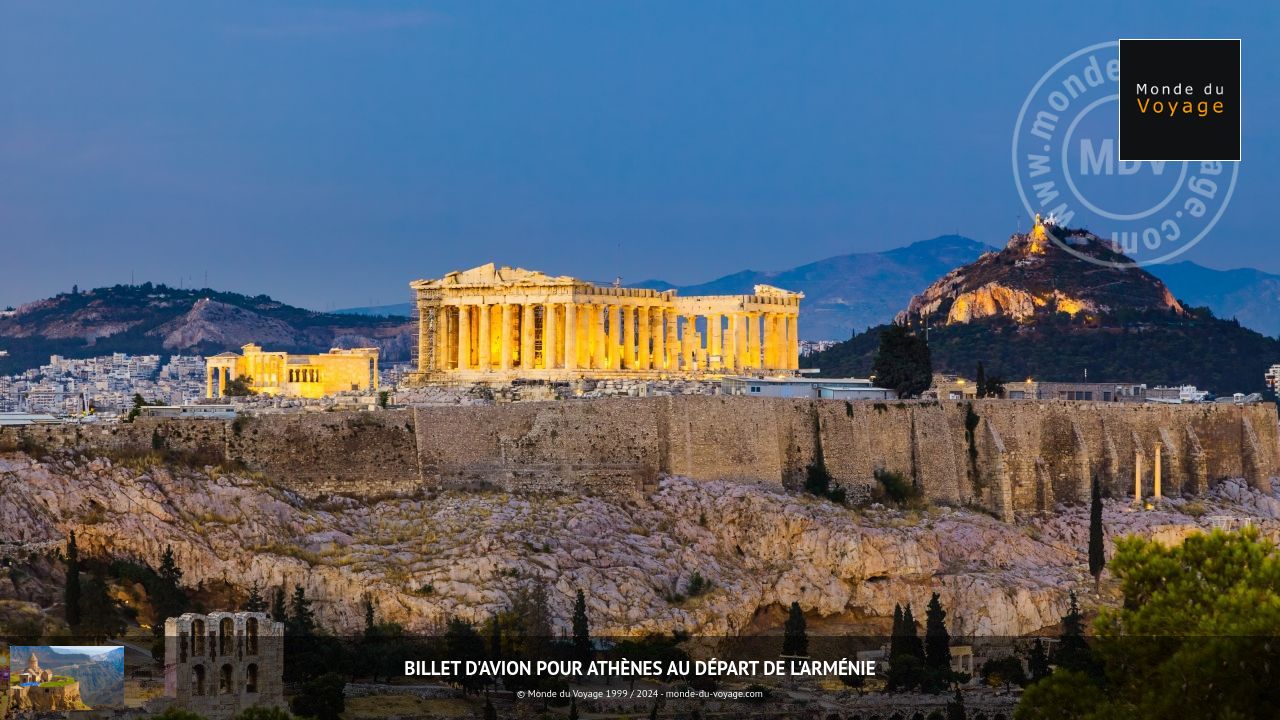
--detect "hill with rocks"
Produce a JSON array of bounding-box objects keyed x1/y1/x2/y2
[
  {"x1": 806, "y1": 222, "x2": 1280, "y2": 394},
  {"x1": 0, "y1": 283, "x2": 414, "y2": 374}
]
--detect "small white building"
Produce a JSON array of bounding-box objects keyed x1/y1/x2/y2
[
  {"x1": 1266, "y1": 364, "x2": 1280, "y2": 391},
  {"x1": 721, "y1": 376, "x2": 896, "y2": 400}
]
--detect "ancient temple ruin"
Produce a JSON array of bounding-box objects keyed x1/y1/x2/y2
[
  {"x1": 162, "y1": 611, "x2": 284, "y2": 719},
  {"x1": 407, "y1": 263, "x2": 803, "y2": 383}
]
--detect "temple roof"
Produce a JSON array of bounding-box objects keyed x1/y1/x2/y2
[{"x1": 412, "y1": 262, "x2": 581, "y2": 289}]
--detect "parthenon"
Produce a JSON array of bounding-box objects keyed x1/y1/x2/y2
[{"x1": 407, "y1": 263, "x2": 802, "y2": 383}]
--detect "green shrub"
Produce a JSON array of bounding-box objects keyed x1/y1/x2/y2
[{"x1": 874, "y1": 468, "x2": 919, "y2": 505}]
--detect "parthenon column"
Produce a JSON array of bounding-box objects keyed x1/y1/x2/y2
[
  {"x1": 724, "y1": 314, "x2": 739, "y2": 372},
  {"x1": 417, "y1": 301, "x2": 431, "y2": 372},
  {"x1": 786, "y1": 313, "x2": 799, "y2": 369},
  {"x1": 477, "y1": 303, "x2": 492, "y2": 370},
  {"x1": 543, "y1": 303, "x2": 558, "y2": 369},
  {"x1": 675, "y1": 315, "x2": 690, "y2": 371},
  {"x1": 637, "y1": 306, "x2": 650, "y2": 369},
  {"x1": 520, "y1": 304, "x2": 536, "y2": 368},
  {"x1": 651, "y1": 308, "x2": 665, "y2": 370},
  {"x1": 590, "y1": 304, "x2": 606, "y2": 369},
  {"x1": 499, "y1": 304, "x2": 514, "y2": 370},
  {"x1": 457, "y1": 305, "x2": 471, "y2": 370},
  {"x1": 436, "y1": 307, "x2": 452, "y2": 371},
  {"x1": 622, "y1": 306, "x2": 635, "y2": 369},
  {"x1": 746, "y1": 312, "x2": 761, "y2": 369},
  {"x1": 607, "y1": 304, "x2": 622, "y2": 370},
  {"x1": 762, "y1": 313, "x2": 777, "y2": 369},
  {"x1": 708, "y1": 313, "x2": 722, "y2": 370},
  {"x1": 578, "y1": 304, "x2": 592, "y2": 368},
  {"x1": 564, "y1": 303, "x2": 579, "y2": 370}
]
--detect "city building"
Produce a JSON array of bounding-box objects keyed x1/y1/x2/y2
[
  {"x1": 721, "y1": 375, "x2": 895, "y2": 400},
  {"x1": 205, "y1": 344, "x2": 379, "y2": 399},
  {"x1": 1267, "y1": 364, "x2": 1280, "y2": 391},
  {"x1": 932, "y1": 375, "x2": 1149, "y2": 402},
  {"x1": 140, "y1": 405, "x2": 237, "y2": 420},
  {"x1": 407, "y1": 263, "x2": 803, "y2": 383},
  {"x1": 1146, "y1": 385, "x2": 1210, "y2": 403}
]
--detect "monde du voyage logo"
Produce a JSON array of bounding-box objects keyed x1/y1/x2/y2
[{"x1": 1012, "y1": 40, "x2": 1241, "y2": 268}]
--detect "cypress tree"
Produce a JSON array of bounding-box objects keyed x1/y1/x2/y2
[
  {"x1": 923, "y1": 593, "x2": 952, "y2": 692},
  {"x1": 1055, "y1": 591, "x2": 1095, "y2": 677},
  {"x1": 902, "y1": 603, "x2": 924, "y2": 660},
  {"x1": 65, "y1": 530, "x2": 81, "y2": 629},
  {"x1": 889, "y1": 603, "x2": 904, "y2": 660},
  {"x1": 289, "y1": 585, "x2": 316, "y2": 636},
  {"x1": 243, "y1": 581, "x2": 267, "y2": 613},
  {"x1": 888, "y1": 602, "x2": 926, "y2": 692},
  {"x1": 571, "y1": 589, "x2": 592, "y2": 668},
  {"x1": 271, "y1": 586, "x2": 287, "y2": 621},
  {"x1": 1088, "y1": 477, "x2": 1105, "y2": 591},
  {"x1": 1027, "y1": 639, "x2": 1051, "y2": 683},
  {"x1": 782, "y1": 601, "x2": 808, "y2": 657},
  {"x1": 489, "y1": 614, "x2": 503, "y2": 662},
  {"x1": 975, "y1": 362, "x2": 987, "y2": 398},
  {"x1": 363, "y1": 595, "x2": 376, "y2": 635}
]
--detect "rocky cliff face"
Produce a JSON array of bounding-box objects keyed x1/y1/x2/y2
[
  {"x1": 3, "y1": 451, "x2": 1277, "y2": 640},
  {"x1": 898, "y1": 222, "x2": 1183, "y2": 326}
]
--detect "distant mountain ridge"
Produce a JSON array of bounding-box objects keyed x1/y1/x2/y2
[{"x1": 0, "y1": 284, "x2": 414, "y2": 375}]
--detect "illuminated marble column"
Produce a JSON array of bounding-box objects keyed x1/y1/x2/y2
[
  {"x1": 499, "y1": 303, "x2": 514, "y2": 370},
  {"x1": 746, "y1": 312, "x2": 760, "y2": 369},
  {"x1": 585, "y1": 304, "x2": 601, "y2": 369},
  {"x1": 564, "y1": 303, "x2": 579, "y2": 370},
  {"x1": 219, "y1": 367, "x2": 228, "y2": 396},
  {"x1": 763, "y1": 313, "x2": 777, "y2": 369},
  {"x1": 417, "y1": 301, "x2": 431, "y2": 372},
  {"x1": 708, "y1": 314, "x2": 722, "y2": 370},
  {"x1": 1134, "y1": 451, "x2": 1143, "y2": 505},
  {"x1": 607, "y1": 304, "x2": 622, "y2": 370},
  {"x1": 477, "y1": 303, "x2": 492, "y2": 370},
  {"x1": 670, "y1": 307, "x2": 680, "y2": 368},
  {"x1": 519, "y1": 304, "x2": 534, "y2": 368},
  {"x1": 206, "y1": 367, "x2": 214, "y2": 398},
  {"x1": 724, "y1": 314, "x2": 739, "y2": 372},
  {"x1": 622, "y1": 305, "x2": 636, "y2": 369},
  {"x1": 652, "y1": 307, "x2": 665, "y2": 370},
  {"x1": 1154, "y1": 442, "x2": 1162, "y2": 500},
  {"x1": 435, "y1": 307, "x2": 450, "y2": 371},
  {"x1": 543, "y1": 304, "x2": 558, "y2": 369},
  {"x1": 786, "y1": 313, "x2": 799, "y2": 369},
  {"x1": 734, "y1": 313, "x2": 748, "y2": 370},
  {"x1": 457, "y1": 304, "x2": 472, "y2": 370},
  {"x1": 637, "y1": 306, "x2": 650, "y2": 370},
  {"x1": 578, "y1": 303, "x2": 592, "y2": 368}
]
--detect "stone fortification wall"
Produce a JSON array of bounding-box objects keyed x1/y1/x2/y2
[{"x1": 3, "y1": 398, "x2": 1276, "y2": 519}]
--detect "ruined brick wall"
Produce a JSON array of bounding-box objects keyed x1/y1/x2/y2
[{"x1": 3, "y1": 398, "x2": 1276, "y2": 518}]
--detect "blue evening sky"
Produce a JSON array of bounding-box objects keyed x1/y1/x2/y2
[{"x1": 2, "y1": 1, "x2": 1276, "y2": 310}]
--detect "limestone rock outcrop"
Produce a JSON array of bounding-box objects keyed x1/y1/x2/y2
[{"x1": 2, "y1": 451, "x2": 1277, "y2": 640}]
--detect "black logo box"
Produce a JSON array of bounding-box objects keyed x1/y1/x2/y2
[{"x1": 1119, "y1": 39, "x2": 1240, "y2": 161}]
